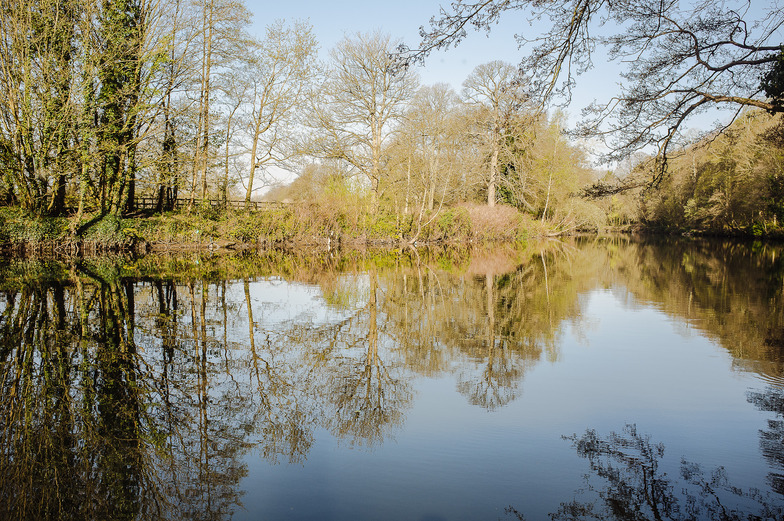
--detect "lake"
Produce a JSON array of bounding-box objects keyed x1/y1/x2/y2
[{"x1": 1, "y1": 236, "x2": 783, "y2": 520}]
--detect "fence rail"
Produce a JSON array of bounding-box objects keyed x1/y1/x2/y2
[
  {"x1": 0, "y1": 197, "x2": 290, "y2": 215},
  {"x1": 134, "y1": 197, "x2": 289, "y2": 211}
]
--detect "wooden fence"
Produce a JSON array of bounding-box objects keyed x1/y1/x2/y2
[
  {"x1": 134, "y1": 197, "x2": 289, "y2": 211},
  {"x1": 0, "y1": 197, "x2": 290, "y2": 216}
]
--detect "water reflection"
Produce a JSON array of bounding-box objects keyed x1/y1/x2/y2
[
  {"x1": 748, "y1": 387, "x2": 784, "y2": 495},
  {"x1": 600, "y1": 237, "x2": 784, "y2": 381},
  {"x1": 0, "y1": 237, "x2": 783, "y2": 519},
  {"x1": 506, "y1": 424, "x2": 784, "y2": 521},
  {"x1": 0, "y1": 271, "x2": 174, "y2": 520}
]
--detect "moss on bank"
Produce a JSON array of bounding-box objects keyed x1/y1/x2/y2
[{"x1": 0, "y1": 207, "x2": 144, "y2": 255}]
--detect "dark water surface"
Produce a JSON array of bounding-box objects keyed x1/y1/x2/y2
[{"x1": 2, "y1": 236, "x2": 784, "y2": 520}]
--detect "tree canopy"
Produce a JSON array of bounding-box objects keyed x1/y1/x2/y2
[{"x1": 411, "y1": 0, "x2": 784, "y2": 184}]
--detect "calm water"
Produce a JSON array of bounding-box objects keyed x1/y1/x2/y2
[{"x1": 1, "y1": 236, "x2": 783, "y2": 520}]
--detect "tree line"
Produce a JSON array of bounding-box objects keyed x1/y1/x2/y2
[
  {"x1": 1, "y1": 0, "x2": 782, "y2": 237},
  {"x1": 0, "y1": 0, "x2": 599, "y2": 232},
  {"x1": 0, "y1": 0, "x2": 315, "y2": 218}
]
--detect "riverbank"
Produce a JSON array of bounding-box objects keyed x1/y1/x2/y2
[
  {"x1": 0, "y1": 204, "x2": 549, "y2": 256},
  {"x1": 2, "y1": 204, "x2": 778, "y2": 258}
]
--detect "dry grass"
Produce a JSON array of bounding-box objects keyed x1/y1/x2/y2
[{"x1": 460, "y1": 203, "x2": 534, "y2": 241}]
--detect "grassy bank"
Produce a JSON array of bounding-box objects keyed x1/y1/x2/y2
[
  {"x1": 0, "y1": 203, "x2": 548, "y2": 255},
  {"x1": 0, "y1": 207, "x2": 142, "y2": 255}
]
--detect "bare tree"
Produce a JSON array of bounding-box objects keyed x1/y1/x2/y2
[
  {"x1": 412, "y1": 0, "x2": 784, "y2": 187},
  {"x1": 462, "y1": 61, "x2": 530, "y2": 206},
  {"x1": 152, "y1": 0, "x2": 198, "y2": 212},
  {"x1": 189, "y1": 0, "x2": 250, "y2": 205},
  {"x1": 393, "y1": 83, "x2": 464, "y2": 215},
  {"x1": 308, "y1": 31, "x2": 418, "y2": 211},
  {"x1": 239, "y1": 20, "x2": 317, "y2": 204},
  {"x1": 215, "y1": 69, "x2": 246, "y2": 204}
]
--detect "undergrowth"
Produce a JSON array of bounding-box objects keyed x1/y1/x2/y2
[{"x1": 1, "y1": 201, "x2": 541, "y2": 249}]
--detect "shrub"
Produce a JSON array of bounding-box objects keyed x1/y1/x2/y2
[
  {"x1": 81, "y1": 214, "x2": 122, "y2": 242},
  {"x1": 462, "y1": 204, "x2": 527, "y2": 241},
  {"x1": 435, "y1": 207, "x2": 471, "y2": 240},
  {"x1": 367, "y1": 212, "x2": 400, "y2": 239},
  {"x1": 0, "y1": 208, "x2": 69, "y2": 243}
]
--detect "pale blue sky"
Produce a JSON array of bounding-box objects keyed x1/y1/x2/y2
[
  {"x1": 242, "y1": 0, "x2": 781, "y2": 166},
  {"x1": 244, "y1": 0, "x2": 622, "y2": 163},
  {"x1": 244, "y1": 1, "x2": 559, "y2": 98}
]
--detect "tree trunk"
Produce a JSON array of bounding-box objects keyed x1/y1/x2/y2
[
  {"x1": 245, "y1": 118, "x2": 261, "y2": 204},
  {"x1": 488, "y1": 144, "x2": 498, "y2": 207},
  {"x1": 200, "y1": 0, "x2": 215, "y2": 201}
]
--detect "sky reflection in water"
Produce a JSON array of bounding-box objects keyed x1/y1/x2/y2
[{"x1": 0, "y1": 237, "x2": 782, "y2": 520}]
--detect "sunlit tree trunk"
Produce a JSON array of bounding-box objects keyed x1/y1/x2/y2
[
  {"x1": 541, "y1": 135, "x2": 557, "y2": 223},
  {"x1": 488, "y1": 143, "x2": 499, "y2": 207},
  {"x1": 200, "y1": 0, "x2": 214, "y2": 201},
  {"x1": 222, "y1": 99, "x2": 241, "y2": 205}
]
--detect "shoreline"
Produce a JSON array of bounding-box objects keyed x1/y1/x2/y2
[
  {"x1": 2, "y1": 227, "x2": 781, "y2": 260},
  {"x1": 2, "y1": 204, "x2": 781, "y2": 260}
]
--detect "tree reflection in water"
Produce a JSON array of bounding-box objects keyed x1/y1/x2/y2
[
  {"x1": 0, "y1": 271, "x2": 166, "y2": 520},
  {"x1": 265, "y1": 267, "x2": 413, "y2": 449},
  {"x1": 324, "y1": 271, "x2": 407, "y2": 446},
  {"x1": 0, "y1": 256, "x2": 422, "y2": 519},
  {"x1": 747, "y1": 387, "x2": 784, "y2": 496},
  {"x1": 505, "y1": 424, "x2": 784, "y2": 521},
  {"x1": 2, "y1": 237, "x2": 784, "y2": 520},
  {"x1": 0, "y1": 265, "x2": 250, "y2": 521}
]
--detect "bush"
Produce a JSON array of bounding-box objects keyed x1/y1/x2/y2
[
  {"x1": 462, "y1": 204, "x2": 527, "y2": 241},
  {"x1": 367, "y1": 212, "x2": 400, "y2": 239},
  {"x1": 0, "y1": 208, "x2": 68, "y2": 243},
  {"x1": 81, "y1": 214, "x2": 122, "y2": 242},
  {"x1": 433, "y1": 207, "x2": 471, "y2": 241}
]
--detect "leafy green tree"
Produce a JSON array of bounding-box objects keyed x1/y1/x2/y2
[
  {"x1": 762, "y1": 47, "x2": 784, "y2": 107},
  {"x1": 640, "y1": 111, "x2": 784, "y2": 234}
]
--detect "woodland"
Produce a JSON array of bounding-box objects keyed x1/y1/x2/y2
[{"x1": 0, "y1": 0, "x2": 783, "y2": 247}]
